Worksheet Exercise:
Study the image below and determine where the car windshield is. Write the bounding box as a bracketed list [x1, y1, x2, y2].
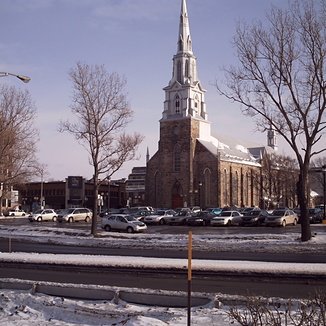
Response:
[125, 215, 136, 221]
[61, 208, 75, 214]
[247, 210, 260, 216]
[272, 210, 285, 216]
[33, 209, 43, 214]
[155, 211, 165, 215]
[220, 212, 232, 217]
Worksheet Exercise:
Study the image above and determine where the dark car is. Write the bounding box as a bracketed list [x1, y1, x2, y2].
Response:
[186, 211, 218, 226]
[308, 208, 323, 223]
[294, 207, 323, 224]
[239, 209, 269, 226]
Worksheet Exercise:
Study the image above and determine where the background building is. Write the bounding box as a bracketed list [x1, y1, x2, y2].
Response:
[15, 177, 126, 213]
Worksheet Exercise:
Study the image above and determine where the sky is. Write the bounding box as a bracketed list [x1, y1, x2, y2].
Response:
[1, 0, 316, 182]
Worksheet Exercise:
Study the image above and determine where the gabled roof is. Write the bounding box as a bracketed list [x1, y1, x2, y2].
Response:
[197, 133, 275, 167]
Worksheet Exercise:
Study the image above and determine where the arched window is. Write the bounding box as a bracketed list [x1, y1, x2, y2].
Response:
[154, 171, 159, 208]
[177, 61, 182, 83]
[175, 94, 180, 114]
[173, 144, 181, 172]
[233, 171, 239, 206]
[243, 172, 249, 207]
[193, 95, 199, 115]
[204, 169, 211, 207]
[223, 169, 228, 206]
[185, 60, 189, 78]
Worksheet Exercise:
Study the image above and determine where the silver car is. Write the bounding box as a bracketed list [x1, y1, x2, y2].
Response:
[28, 209, 57, 222]
[57, 208, 92, 223]
[101, 214, 147, 233]
[211, 211, 242, 226]
[143, 210, 176, 225]
[265, 209, 298, 227]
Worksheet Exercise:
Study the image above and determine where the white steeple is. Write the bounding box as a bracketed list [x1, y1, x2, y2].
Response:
[267, 122, 278, 151]
[162, 0, 208, 123]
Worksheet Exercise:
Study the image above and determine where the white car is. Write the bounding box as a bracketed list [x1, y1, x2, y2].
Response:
[101, 214, 147, 233]
[6, 209, 26, 217]
[143, 210, 176, 225]
[211, 211, 242, 226]
[28, 209, 57, 222]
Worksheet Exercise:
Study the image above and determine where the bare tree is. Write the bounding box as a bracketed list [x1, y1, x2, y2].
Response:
[59, 62, 143, 236]
[0, 84, 40, 214]
[260, 153, 298, 209]
[215, 0, 326, 241]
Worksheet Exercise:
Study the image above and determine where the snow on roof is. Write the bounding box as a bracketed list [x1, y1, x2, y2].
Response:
[198, 133, 274, 167]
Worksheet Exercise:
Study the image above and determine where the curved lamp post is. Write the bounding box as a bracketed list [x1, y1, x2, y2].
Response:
[0, 72, 31, 83]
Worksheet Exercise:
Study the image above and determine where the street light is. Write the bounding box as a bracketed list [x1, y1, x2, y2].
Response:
[0, 72, 31, 83]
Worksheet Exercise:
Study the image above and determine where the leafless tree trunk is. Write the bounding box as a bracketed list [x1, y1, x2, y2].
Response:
[215, 0, 326, 241]
[0, 84, 40, 214]
[59, 62, 143, 236]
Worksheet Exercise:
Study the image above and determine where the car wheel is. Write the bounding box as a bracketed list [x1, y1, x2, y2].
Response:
[293, 218, 297, 226]
[126, 226, 133, 233]
[68, 217, 73, 223]
[227, 220, 231, 226]
[37, 217, 42, 222]
[104, 225, 111, 232]
[52, 216, 57, 222]
[282, 219, 286, 227]
[203, 220, 207, 226]
[159, 218, 166, 225]
[22, 213, 25, 216]
[10, 213, 15, 216]
[85, 216, 90, 223]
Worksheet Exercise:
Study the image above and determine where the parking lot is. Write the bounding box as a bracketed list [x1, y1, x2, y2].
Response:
[0, 215, 316, 236]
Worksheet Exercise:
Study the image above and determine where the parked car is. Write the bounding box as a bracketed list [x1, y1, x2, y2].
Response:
[101, 214, 147, 233]
[308, 208, 323, 223]
[143, 210, 176, 225]
[210, 211, 242, 226]
[164, 210, 193, 225]
[205, 208, 222, 215]
[57, 208, 92, 223]
[4, 209, 26, 217]
[186, 211, 217, 226]
[130, 210, 152, 221]
[239, 209, 269, 226]
[98, 208, 120, 217]
[265, 209, 298, 227]
[28, 209, 57, 222]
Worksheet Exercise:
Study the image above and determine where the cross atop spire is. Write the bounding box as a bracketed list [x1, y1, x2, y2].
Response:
[178, 0, 192, 54]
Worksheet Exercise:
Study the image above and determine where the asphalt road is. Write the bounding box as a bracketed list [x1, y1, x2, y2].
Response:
[1, 219, 325, 299]
[1, 239, 326, 263]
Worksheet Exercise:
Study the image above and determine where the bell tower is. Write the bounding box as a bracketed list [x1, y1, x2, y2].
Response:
[146, 0, 213, 208]
[162, 0, 208, 127]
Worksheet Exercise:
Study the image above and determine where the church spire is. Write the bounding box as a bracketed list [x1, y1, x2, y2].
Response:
[178, 0, 192, 54]
[162, 0, 208, 122]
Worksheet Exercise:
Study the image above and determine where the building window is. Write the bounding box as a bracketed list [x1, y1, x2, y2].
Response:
[175, 94, 180, 114]
[185, 60, 189, 78]
[204, 168, 211, 207]
[177, 61, 182, 83]
[173, 144, 181, 172]
[223, 169, 228, 206]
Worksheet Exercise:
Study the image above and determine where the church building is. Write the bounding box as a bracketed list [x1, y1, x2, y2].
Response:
[145, 0, 277, 209]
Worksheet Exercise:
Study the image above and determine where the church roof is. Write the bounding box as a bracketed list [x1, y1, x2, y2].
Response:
[198, 133, 275, 167]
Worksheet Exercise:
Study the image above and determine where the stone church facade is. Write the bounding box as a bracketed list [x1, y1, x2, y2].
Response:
[145, 0, 278, 209]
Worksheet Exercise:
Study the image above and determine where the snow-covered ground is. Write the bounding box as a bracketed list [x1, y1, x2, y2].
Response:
[0, 223, 326, 325]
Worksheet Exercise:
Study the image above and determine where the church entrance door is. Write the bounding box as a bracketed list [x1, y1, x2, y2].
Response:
[172, 195, 183, 209]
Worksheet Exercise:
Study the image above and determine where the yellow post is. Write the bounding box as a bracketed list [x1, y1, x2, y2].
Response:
[187, 231, 192, 326]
